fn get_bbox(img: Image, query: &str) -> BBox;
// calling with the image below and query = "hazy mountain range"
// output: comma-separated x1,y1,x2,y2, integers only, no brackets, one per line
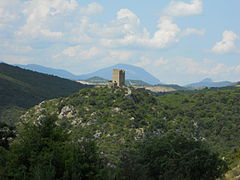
186,78,235,88
15,63,237,87
16,63,161,85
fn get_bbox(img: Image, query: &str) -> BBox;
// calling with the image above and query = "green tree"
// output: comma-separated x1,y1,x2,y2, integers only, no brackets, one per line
0,115,101,180
133,134,228,180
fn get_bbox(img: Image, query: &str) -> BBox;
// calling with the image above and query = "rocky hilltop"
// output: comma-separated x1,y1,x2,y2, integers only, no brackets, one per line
10,86,240,179
20,86,240,153
20,87,158,166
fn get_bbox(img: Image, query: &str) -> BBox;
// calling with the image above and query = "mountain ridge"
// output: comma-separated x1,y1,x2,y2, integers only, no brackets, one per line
186,78,235,88
77,63,161,85
15,63,161,85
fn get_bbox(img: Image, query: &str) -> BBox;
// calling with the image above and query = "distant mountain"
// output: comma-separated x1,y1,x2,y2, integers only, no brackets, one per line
125,80,151,86
186,78,235,88
0,63,90,125
85,76,109,83
15,64,77,80
78,64,161,85
15,64,161,85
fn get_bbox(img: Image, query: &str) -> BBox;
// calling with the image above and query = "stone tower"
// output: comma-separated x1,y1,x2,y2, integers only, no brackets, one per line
112,69,125,86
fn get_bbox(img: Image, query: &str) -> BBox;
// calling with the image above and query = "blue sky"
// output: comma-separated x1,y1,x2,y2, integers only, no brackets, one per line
0,0,240,84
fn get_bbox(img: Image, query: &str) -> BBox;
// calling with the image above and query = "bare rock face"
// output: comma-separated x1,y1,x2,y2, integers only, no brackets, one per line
58,106,77,119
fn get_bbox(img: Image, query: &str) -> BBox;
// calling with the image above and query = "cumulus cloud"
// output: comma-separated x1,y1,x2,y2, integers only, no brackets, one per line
212,31,239,54
150,17,180,48
117,8,140,32
16,0,78,39
80,2,103,15
100,11,181,48
99,0,204,49
61,46,102,59
163,0,202,17
0,0,215,83
2,0,204,50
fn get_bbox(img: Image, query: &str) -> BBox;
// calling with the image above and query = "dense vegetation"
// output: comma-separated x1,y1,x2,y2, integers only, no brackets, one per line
1,86,240,179
0,115,227,180
0,63,90,125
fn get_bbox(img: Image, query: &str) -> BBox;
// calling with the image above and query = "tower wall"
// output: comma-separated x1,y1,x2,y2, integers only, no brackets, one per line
112,69,125,86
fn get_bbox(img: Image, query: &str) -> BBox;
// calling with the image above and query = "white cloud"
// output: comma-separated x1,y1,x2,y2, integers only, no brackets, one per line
235,65,240,72
135,56,168,68
150,17,180,48
212,31,239,54
1,42,32,53
132,55,240,84
181,28,205,36
163,0,202,17
208,63,229,75
67,16,94,43
100,12,181,48
174,57,207,74
99,3,204,49
173,57,231,76
2,55,32,65
109,50,133,61
4,0,204,51
80,2,103,15
0,0,22,28
117,8,140,32
60,46,102,60
16,0,78,39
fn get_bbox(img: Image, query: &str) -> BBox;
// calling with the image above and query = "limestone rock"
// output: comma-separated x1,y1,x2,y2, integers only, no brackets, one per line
58,106,77,119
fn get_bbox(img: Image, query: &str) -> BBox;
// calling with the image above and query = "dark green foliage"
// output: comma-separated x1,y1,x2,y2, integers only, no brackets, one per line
1,86,239,179
158,88,240,153
0,115,101,180
0,63,90,125
131,134,228,180
0,122,15,149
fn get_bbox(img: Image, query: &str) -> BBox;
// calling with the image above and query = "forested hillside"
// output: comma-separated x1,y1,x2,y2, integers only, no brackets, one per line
1,86,239,179
0,63,90,125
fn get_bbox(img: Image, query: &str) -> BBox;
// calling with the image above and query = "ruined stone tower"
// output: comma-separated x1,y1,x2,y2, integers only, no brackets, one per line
112,69,125,86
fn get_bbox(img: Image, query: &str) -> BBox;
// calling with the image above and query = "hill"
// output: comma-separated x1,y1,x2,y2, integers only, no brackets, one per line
1,86,234,179
186,78,234,88
19,86,240,152
17,86,240,156
16,64,77,80
77,64,161,85
85,76,109,84
0,63,90,125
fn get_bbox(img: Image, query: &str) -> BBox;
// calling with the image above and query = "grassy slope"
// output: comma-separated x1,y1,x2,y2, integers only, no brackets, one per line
0,63,90,125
